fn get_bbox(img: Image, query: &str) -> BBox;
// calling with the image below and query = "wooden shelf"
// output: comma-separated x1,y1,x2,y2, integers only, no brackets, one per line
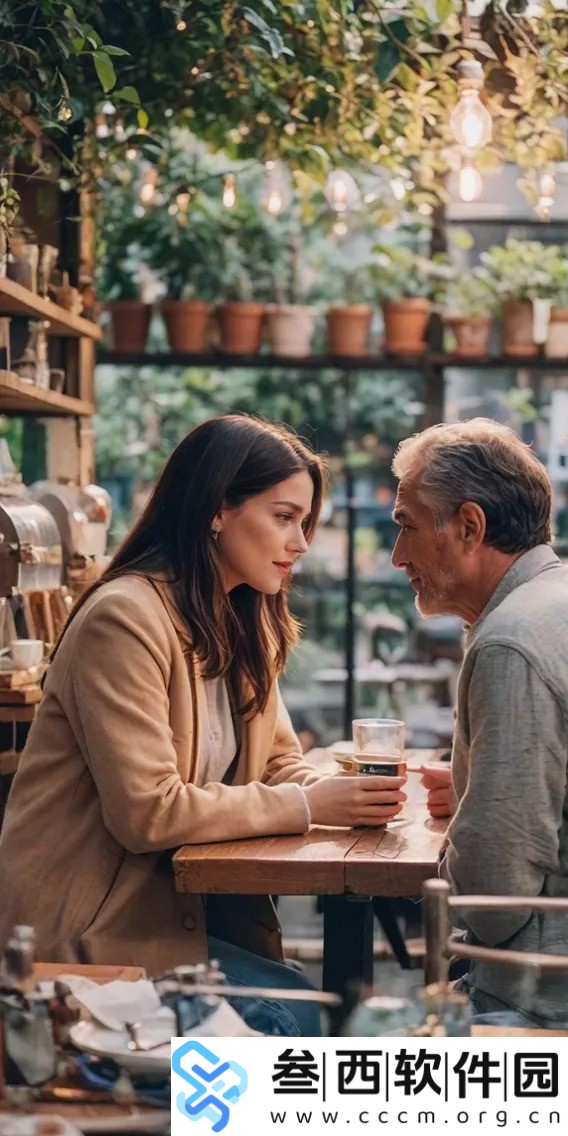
0,371,94,416
0,277,101,339
97,349,568,372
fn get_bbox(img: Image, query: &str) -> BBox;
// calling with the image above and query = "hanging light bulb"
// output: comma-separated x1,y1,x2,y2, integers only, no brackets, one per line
261,161,290,216
458,161,483,203
390,177,407,202
450,61,492,151
324,169,359,213
176,189,192,212
223,173,236,209
139,167,158,205
95,114,109,140
535,165,557,220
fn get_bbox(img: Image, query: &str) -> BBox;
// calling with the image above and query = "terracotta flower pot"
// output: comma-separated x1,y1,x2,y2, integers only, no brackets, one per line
382,299,431,355
501,300,537,357
217,301,265,355
326,305,371,356
160,299,212,353
546,308,568,359
264,305,316,357
445,314,492,358
107,301,152,352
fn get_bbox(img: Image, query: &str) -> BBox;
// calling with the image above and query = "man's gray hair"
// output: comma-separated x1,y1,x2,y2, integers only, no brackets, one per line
392,418,551,554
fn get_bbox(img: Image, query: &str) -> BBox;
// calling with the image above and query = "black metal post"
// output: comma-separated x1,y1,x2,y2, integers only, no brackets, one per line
342,368,357,738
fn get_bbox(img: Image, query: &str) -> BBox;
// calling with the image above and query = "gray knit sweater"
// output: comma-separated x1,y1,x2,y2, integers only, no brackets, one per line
441,544,568,1026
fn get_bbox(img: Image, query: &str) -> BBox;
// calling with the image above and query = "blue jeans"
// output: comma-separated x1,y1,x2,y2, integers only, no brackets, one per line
207,936,321,1037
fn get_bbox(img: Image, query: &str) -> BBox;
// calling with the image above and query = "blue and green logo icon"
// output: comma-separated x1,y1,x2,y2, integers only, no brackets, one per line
172,1040,248,1132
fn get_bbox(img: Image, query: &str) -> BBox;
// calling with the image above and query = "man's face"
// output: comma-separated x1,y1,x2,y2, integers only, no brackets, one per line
391,474,466,617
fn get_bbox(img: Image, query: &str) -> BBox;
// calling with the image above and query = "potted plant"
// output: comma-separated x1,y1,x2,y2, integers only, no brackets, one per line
98,244,152,353
217,203,279,355
96,179,153,352
325,266,373,357
371,246,443,356
480,239,560,357
263,229,318,358
442,266,498,358
145,193,225,353
545,252,568,359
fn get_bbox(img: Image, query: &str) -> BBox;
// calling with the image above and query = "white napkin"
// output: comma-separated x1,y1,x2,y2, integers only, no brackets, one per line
39,975,261,1039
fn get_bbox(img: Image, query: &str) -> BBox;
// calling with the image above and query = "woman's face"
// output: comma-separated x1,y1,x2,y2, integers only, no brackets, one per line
215,470,314,593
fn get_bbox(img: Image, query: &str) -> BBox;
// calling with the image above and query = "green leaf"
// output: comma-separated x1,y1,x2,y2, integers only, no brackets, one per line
70,36,84,54
137,108,149,130
436,0,454,21
101,45,131,57
94,52,117,93
114,86,140,105
242,7,288,59
464,37,498,60
374,20,410,85
83,24,102,48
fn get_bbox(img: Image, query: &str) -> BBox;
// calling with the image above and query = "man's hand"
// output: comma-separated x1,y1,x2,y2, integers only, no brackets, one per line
304,774,406,827
420,764,453,819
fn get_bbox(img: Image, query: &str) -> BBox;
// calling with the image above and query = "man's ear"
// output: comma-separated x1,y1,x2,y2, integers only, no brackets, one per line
456,501,486,552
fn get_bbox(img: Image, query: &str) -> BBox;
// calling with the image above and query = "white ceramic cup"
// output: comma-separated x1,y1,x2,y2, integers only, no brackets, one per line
11,639,44,669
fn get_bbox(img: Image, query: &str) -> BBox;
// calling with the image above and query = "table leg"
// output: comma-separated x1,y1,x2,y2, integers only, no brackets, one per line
322,895,374,1028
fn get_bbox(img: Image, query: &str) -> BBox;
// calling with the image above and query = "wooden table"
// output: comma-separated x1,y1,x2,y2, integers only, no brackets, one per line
173,778,447,1010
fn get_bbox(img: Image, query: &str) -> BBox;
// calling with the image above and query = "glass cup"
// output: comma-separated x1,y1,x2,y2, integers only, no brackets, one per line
351,717,406,777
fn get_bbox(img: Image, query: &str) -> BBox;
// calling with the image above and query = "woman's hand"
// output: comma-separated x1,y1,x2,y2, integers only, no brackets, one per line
304,774,406,827
420,764,453,819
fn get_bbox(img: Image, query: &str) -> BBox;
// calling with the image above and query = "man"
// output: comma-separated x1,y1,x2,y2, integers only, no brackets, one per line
391,417,568,1027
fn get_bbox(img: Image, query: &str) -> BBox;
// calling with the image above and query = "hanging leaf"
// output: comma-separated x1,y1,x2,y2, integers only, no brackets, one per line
436,0,454,21
114,86,140,104
94,52,117,93
101,45,131,57
137,108,149,130
464,38,498,60
242,7,291,59
374,19,411,85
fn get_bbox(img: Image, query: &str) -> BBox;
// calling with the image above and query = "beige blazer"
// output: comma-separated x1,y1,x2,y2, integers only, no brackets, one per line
0,575,321,975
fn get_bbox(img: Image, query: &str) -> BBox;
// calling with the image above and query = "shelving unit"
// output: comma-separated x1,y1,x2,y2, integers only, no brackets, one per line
0,277,101,340
0,370,94,416
97,350,568,371
0,274,98,484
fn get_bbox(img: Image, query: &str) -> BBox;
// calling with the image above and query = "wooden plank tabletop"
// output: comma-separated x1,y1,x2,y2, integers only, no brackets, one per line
345,802,447,896
34,961,146,983
174,826,361,895
173,782,447,898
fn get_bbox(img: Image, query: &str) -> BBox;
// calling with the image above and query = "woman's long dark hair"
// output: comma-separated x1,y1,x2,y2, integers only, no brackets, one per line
59,415,326,716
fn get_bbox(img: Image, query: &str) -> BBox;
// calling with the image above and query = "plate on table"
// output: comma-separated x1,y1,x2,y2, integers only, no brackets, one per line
69,1021,171,1078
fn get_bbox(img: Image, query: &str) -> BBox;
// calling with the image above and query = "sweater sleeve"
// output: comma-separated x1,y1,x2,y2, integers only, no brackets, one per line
65,593,310,853
261,684,324,788
440,643,566,946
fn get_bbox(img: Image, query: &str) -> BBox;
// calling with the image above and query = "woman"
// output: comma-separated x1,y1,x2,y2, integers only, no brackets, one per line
0,415,405,1035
